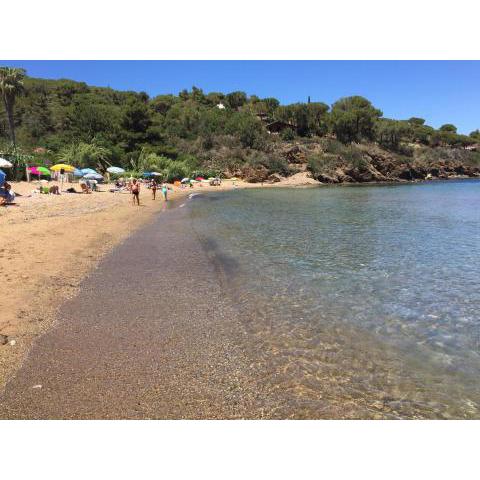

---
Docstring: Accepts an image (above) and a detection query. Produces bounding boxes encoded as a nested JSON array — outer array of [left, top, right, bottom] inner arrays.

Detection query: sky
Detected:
[[1, 60, 479, 134]]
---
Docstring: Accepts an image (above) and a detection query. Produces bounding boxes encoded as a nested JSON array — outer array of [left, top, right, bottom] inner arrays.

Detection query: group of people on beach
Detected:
[[128, 178, 170, 206]]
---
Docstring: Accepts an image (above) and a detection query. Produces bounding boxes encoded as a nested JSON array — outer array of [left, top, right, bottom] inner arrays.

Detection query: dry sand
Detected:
[[0, 173, 319, 390]]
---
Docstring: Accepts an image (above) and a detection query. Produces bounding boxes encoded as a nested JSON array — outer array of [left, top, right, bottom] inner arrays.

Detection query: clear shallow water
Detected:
[[189, 181, 480, 418]]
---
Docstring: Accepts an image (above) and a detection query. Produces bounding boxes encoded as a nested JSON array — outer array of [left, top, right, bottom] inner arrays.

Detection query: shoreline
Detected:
[[0, 198, 270, 418], [2, 174, 479, 397], [0, 173, 317, 392]]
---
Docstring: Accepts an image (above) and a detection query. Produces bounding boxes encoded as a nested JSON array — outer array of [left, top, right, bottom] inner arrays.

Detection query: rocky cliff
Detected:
[[233, 139, 480, 184]]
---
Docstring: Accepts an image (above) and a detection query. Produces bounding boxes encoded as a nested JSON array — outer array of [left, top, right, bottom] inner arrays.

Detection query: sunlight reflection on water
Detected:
[[190, 181, 480, 418]]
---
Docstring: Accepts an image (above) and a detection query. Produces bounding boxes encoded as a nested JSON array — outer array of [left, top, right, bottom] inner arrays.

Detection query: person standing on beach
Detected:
[[130, 178, 140, 205], [151, 179, 157, 200], [161, 182, 168, 201]]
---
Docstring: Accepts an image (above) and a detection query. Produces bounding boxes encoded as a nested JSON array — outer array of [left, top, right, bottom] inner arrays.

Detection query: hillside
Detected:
[[1, 69, 480, 183]]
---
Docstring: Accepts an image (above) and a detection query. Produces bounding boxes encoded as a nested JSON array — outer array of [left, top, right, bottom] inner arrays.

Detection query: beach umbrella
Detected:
[[0, 169, 5, 186], [51, 163, 75, 172], [181, 178, 190, 183], [83, 173, 103, 180], [142, 172, 153, 177], [0, 158, 13, 168], [37, 166, 51, 176], [106, 166, 125, 174], [151, 172, 162, 176], [195, 176, 204, 181], [73, 168, 84, 177], [29, 166, 50, 177], [80, 168, 97, 175]]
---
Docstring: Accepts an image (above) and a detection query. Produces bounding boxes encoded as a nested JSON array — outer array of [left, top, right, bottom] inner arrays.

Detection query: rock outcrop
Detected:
[[227, 140, 480, 184]]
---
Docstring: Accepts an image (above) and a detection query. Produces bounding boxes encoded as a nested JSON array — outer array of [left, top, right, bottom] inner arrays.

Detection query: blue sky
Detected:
[[1, 61, 479, 134]]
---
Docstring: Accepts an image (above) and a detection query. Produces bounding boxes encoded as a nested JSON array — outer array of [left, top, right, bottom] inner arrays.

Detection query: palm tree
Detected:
[[0, 67, 26, 148], [58, 141, 110, 170]]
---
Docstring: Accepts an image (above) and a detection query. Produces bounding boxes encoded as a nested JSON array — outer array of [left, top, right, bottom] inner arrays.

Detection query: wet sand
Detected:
[[0, 174, 318, 395], [0, 182, 167, 393], [0, 198, 277, 419]]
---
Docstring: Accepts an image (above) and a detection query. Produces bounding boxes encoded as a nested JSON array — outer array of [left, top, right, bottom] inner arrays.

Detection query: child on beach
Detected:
[[130, 178, 140, 205], [161, 182, 169, 201], [0, 181, 15, 204]]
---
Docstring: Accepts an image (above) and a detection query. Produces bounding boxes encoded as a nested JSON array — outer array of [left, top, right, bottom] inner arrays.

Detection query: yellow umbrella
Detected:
[[50, 163, 75, 172]]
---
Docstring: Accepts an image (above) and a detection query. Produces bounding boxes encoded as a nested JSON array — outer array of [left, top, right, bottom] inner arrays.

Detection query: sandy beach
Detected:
[[0, 173, 318, 394]]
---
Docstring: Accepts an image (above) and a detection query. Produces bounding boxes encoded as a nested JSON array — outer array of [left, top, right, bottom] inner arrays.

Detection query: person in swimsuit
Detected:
[[131, 178, 140, 205], [151, 179, 157, 200], [161, 182, 168, 201]]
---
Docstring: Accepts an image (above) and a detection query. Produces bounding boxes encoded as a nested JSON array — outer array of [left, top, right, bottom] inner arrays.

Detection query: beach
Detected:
[[2, 177, 480, 418], [0, 203, 266, 418], [0, 173, 318, 396]]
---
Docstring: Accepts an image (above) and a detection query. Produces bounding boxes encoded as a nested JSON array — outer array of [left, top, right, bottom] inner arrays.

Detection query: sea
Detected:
[[188, 180, 480, 418]]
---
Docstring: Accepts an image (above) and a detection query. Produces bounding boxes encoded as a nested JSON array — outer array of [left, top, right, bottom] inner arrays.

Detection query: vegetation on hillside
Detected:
[[1, 66, 479, 182]]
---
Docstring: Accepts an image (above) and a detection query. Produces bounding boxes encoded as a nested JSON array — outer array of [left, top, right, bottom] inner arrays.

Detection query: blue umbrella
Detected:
[[73, 168, 84, 177], [0, 169, 5, 187], [81, 168, 97, 175], [142, 172, 153, 177]]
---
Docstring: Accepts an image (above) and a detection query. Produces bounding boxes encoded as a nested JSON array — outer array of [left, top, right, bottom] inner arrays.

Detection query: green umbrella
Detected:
[[37, 166, 51, 176]]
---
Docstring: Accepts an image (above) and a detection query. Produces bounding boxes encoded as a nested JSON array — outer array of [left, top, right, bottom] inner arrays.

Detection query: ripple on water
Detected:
[[190, 181, 480, 418]]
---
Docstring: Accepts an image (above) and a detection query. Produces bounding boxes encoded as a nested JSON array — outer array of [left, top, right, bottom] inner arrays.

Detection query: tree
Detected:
[[439, 124, 457, 134], [404, 120, 435, 145], [205, 92, 225, 106], [469, 129, 480, 140], [150, 94, 177, 115], [164, 101, 202, 139], [190, 86, 206, 104], [306, 102, 329, 136], [58, 140, 111, 170], [262, 97, 280, 113], [377, 119, 412, 149], [120, 98, 153, 151], [275, 102, 329, 137], [330, 96, 382, 143], [66, 98, 118, 143], [19, 82, 53, 143], [225, 112, 266, 149], [0, 67, 26, 147], [294, 104, 310, 136], [275, 105, 296, 125], [226, 91, 247, 110], [408, 117, 426, 126]]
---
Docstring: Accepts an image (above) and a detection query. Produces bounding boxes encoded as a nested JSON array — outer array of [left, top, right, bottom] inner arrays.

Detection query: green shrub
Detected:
[[280, 128, 295, 141], [307, 153, 341, 175], [248, 152, 289, 175]]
